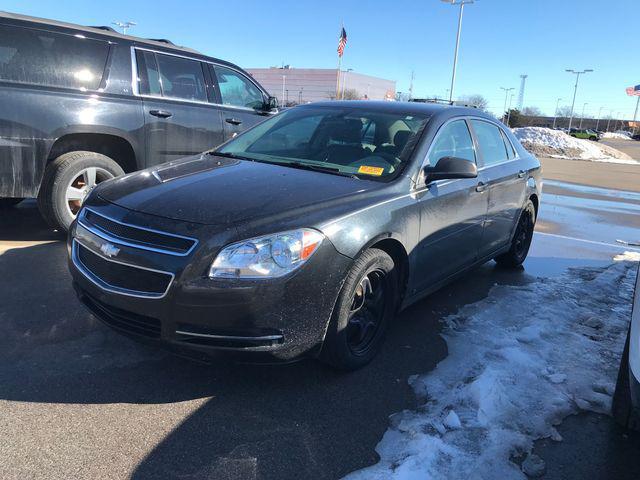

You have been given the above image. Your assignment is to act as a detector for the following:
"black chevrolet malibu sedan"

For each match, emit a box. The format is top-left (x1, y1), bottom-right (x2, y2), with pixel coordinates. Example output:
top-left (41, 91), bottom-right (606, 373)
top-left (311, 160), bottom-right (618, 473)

top-left (68, 101), bottom-right (542, 370)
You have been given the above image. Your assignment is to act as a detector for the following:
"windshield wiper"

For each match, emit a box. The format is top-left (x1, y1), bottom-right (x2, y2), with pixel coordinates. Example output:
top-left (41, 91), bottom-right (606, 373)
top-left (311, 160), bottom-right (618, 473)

top-left (209, 151), bottom-right (254, 162)
top-left (283, 162), bottom-right (360, 179)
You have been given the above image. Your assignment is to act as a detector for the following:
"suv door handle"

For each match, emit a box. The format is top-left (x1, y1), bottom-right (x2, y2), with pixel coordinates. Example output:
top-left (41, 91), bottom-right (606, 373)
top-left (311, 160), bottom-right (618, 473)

top-left (149, 109), bottom-right (172, 118)
top-left (517, 170), bottom-right (527, 178)
top-left (475, 182), bottom-right (487, 193)
top-left (225, 118), bottom-right (243, 126)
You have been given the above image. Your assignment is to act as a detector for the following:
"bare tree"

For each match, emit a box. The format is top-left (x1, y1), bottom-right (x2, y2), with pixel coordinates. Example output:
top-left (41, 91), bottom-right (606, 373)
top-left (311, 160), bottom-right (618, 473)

top-left (521, 106), bottom-right (542, 116)
top-left (555, 105), bottom-right (573, 117)
top-left (458, 94), bottom-right (489, 112)
top-left (342, 88), bottom-right (362, 100)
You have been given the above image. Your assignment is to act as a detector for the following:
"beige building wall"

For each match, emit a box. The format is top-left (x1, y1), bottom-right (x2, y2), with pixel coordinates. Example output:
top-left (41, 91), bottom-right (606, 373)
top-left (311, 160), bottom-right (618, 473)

top-left (246, 68), bottom-right (396, 105)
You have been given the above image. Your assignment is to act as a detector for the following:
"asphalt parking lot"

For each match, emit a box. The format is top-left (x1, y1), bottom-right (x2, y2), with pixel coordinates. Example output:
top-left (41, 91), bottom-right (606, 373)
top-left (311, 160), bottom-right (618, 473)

top-left (1, 155), bottom-right (640, 479)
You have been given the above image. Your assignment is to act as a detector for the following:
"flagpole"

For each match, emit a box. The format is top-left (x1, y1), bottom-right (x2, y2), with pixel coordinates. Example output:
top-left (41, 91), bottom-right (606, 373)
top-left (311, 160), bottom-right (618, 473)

top-left (633, 95), bottom-right (640, 135)
top-left (336, 55), bottom-right (342, 100)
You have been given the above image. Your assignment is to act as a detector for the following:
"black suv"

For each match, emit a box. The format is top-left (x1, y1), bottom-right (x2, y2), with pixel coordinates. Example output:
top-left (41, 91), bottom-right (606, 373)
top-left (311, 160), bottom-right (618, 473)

top-left (0, 11), bottom-right (275, 230)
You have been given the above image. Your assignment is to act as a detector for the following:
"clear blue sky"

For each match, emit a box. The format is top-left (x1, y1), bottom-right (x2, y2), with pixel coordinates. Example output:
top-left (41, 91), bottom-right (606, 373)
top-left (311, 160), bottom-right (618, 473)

top-left (5, 0), bottom-right (639, 119)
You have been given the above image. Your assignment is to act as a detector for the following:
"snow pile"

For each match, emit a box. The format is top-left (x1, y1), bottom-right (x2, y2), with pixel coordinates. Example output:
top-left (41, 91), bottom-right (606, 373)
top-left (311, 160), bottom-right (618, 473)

top-left (512, 127), bottom-right (636, 164)
top-left (346, 253), bottom-right (639, 480)
top-left (602, 131), bottom-right (631, 140)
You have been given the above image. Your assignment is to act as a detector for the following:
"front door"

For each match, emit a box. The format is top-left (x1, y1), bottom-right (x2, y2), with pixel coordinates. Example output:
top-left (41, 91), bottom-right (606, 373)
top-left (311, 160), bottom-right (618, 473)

top-left (469, 119), bottom-right (527, 257)
top-left (415, 118), bottom-right (488, 292)
top-left (135, 49), bottom-right (224, 166)
top-left (209, 64), bottom-right (271, 141)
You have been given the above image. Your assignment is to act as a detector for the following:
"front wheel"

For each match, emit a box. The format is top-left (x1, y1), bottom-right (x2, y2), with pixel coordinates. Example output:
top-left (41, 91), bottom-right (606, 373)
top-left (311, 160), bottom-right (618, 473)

top-left (612, 329), bottom-right (640, 430)
top-left (495, 200), bottom-right (536, 268)
top-left (320, 248), bottom-right (398, 370)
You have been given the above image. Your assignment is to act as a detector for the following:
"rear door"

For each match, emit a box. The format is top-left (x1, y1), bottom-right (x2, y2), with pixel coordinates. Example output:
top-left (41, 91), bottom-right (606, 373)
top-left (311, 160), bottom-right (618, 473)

top-left (209, 64), bottom-right (271, 140)
top-left (414, 118), bottom-right (487, 292)
top-left (469, 119), bottom-right (527, 257)
top-left (134, 49), bottom-right (224, 166)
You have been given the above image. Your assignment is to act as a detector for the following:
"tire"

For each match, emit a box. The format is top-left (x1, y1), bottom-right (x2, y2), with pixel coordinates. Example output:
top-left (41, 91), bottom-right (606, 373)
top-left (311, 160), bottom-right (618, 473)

top-left (37, 151), bottom-right (124, 232)
top-left (0, 198), bottom-right (24, 208)
top-left (495, 200), bottom-right (536, 268)
top-left (320, 248), bottom-right (399, 370)
top-left (612, 329), bottom-right (640, 430)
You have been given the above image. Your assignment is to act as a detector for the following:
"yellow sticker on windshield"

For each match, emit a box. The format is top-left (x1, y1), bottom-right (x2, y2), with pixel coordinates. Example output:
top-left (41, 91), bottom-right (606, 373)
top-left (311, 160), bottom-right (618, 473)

top-left (358, 165), bottom-right (384, 176)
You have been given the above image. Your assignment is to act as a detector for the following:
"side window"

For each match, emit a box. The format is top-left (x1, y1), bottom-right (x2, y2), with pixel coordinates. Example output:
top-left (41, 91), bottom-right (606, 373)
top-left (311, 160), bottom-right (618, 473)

top-left (213, 65), bottom-right (264, 109)
top-left (135, 50), bottom-right (161, 96)
top-left (426, 120), bottom-right (476, 167)
top-left (470, 120), bottom-right (510, 166)
top-left (500, 129), bottom-right (516, 159)
top-left (155, 53), bottom-right (207, 102)
top-left (0, 24), bottom-right (109, 90)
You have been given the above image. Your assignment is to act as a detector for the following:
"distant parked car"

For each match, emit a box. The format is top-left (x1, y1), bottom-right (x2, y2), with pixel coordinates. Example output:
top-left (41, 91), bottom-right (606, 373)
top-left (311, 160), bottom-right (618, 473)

top-left (68, 101), bottom-right (542, 369)
top-left (0, 12), bottom-right (276, 230)
top-left (613, 262), bottom-right (640, 430)
top-left (569, 128), bottom-right (600, 141)
top-left (632, 134), bottom-right (640, 141)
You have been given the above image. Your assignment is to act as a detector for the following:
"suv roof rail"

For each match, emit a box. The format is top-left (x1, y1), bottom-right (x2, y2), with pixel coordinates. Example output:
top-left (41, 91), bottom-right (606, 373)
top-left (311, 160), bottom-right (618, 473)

top-left (88, 25), bottom-right (118, 33)
top-left (147, 38), bottom-right (176, 46)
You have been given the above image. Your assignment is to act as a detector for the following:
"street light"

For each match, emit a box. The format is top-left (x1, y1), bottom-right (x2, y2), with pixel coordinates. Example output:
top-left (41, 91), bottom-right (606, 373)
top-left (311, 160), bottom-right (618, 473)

top-left (281, 75), bottom-right (286, 105)
top-left (441, 0), bottom-right (474, 103)
top-left (341, 68), bottom-right (353, 99)
top-left (579, 102), bottom-right (588, 129)
top-left (565, 68), bottom-right (593, 131)
top-left (606, 109), bottom-right (614, 132)
top-left (552, 97), bottom-right (562, 129)
top-left (506, 93), bottom-right (515, 127)
top-left (595, 106), bottom-right (604, 131)
top-left (112, 21), bottom-right (136, 34)
top-left (500, 87), bottom-right (514, 124)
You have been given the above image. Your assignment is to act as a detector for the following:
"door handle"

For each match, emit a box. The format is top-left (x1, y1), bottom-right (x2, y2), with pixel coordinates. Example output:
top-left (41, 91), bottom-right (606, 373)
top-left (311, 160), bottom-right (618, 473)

top-left (149, 109), bottom-right (172, 118)
top-left (225, 118), bottom-right (243, 126)
top-left (517, 170), bottom-right (527, 178)
top-left (475, 182), bottom-right (487, 193)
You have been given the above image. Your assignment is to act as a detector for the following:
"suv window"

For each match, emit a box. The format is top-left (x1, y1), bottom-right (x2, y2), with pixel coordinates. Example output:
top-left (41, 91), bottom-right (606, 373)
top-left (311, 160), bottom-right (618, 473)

top-left (154, 53), bottom-right (207, 102)
top-left (426, 119), bottom-right (475, 167)
top-left (0, 24), bottom-right (109, 90)
top-left (213, 65), bottom-right (264, 109)
top-left (470, 120), bottom-right (510, 166)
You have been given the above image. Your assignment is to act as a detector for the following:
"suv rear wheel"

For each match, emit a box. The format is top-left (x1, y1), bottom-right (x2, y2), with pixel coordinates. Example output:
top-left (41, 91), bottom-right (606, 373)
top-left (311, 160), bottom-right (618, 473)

top-left (38, 151), bottom-right (124, 231)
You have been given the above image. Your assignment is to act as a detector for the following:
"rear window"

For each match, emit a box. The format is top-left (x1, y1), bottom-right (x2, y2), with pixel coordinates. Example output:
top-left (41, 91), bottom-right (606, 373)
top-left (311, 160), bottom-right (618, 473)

top-left (0, 24), bottom-right (109, 90)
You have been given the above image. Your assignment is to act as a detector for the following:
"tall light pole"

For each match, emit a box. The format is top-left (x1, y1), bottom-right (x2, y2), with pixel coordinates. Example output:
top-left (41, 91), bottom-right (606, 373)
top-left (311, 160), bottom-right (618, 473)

top-left (341, 68), bottom-right (353, 99)
top-left (506, 93), bottom-right (515, 127)
top-left (552, 97), bottom-right (562, 129)
top-left (442, 0), bottom-right (474, 103)
top-left (565, 68), bottom-right (593, 131)
top-left (595, 106), bottom-right (604, 131)
top-left (500, 87), bottom-right (514, 124)
top-left (112, 21), bottom-right (136, 34)
top-left (606, 109), bottom-right (614, 132)
top-left (579, 102), bottom-right (588, 129)
top-left (281, 75), bottom-right (286, 105)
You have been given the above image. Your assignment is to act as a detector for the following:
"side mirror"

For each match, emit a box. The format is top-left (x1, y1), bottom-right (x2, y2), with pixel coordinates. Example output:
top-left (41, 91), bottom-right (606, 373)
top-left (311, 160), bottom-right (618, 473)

top-left (423, 156), bottom-right (477, 184)
top-left (262, 96), bottom-right (278, 112)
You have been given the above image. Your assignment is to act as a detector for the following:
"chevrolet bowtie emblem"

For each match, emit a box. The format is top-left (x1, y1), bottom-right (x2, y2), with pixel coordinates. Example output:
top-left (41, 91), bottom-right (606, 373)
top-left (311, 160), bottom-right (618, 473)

top-left (100, 243), bottom-right (120, 258)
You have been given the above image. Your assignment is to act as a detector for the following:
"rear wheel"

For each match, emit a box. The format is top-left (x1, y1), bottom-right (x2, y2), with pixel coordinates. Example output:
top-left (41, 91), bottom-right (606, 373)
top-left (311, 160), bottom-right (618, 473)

top-left (38, 151), bottom-right (124, 232)
top-left (495, 200), bottom-right (536, 268)
top-left (320, 248), bottom-right (398, 370)
top-left (0, 198), bottom-right (24, 208)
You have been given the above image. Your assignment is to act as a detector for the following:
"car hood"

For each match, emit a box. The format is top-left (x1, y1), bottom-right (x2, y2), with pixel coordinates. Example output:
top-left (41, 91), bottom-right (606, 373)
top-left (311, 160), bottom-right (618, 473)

top-left (97, 154), bottom-right (383, 226)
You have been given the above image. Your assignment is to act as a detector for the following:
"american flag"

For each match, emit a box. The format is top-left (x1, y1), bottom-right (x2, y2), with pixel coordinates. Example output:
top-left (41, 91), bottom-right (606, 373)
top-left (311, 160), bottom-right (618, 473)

top-left (337, 27), bottom-right (347, 57)
top-left (626, 85), bottom-right (640, 96)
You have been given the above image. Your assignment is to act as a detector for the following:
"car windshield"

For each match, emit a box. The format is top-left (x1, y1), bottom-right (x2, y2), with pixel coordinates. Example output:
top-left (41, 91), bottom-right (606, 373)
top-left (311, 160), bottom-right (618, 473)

top-left (215, 106), bottom-right (429, 181)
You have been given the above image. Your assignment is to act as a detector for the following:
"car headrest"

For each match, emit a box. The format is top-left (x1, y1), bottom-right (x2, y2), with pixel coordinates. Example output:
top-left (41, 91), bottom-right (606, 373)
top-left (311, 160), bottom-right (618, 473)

top-left (328, 119), bottom-right (363, 143)
top-left (393, 130), bottom-right (411, 150)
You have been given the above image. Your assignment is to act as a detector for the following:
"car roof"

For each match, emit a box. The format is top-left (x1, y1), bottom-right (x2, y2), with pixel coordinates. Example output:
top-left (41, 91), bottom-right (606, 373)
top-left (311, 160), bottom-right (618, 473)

top-left (0, 10), bottom-right (207, 58)
top-left (298, 100), bottom-right (495, 120)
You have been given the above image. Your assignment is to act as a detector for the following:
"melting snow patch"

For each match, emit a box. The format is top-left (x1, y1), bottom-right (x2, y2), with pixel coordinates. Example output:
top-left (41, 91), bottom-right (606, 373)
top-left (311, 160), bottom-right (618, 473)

top-left (512, 127), bottom-right (637, 164)
top-left (345, 253), bottom-right (639, 480)
top-left (602, 131), bottom-right (632, 140)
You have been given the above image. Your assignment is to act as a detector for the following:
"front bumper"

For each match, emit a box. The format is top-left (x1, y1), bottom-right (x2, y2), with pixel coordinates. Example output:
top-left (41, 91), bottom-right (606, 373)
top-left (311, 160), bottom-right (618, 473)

top-left (68, 200), bottom-right (351, 362)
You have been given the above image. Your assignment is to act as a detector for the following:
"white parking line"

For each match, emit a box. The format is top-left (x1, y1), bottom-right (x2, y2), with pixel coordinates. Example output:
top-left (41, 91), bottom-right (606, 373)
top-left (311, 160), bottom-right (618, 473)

top-left (535, 231), bottom-right (640, 252)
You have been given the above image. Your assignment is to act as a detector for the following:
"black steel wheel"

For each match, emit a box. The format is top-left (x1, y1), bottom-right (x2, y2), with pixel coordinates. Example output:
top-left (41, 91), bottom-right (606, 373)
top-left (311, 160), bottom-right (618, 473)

top-left (321, 248), bottom-right (398, 370)
top-left (495, 200), bottom-right (536, 268)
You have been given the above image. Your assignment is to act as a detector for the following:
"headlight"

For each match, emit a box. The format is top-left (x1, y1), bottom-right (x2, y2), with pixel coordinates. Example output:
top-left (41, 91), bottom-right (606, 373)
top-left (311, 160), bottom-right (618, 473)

top-left (209, 229), bottom-right (324, 279)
